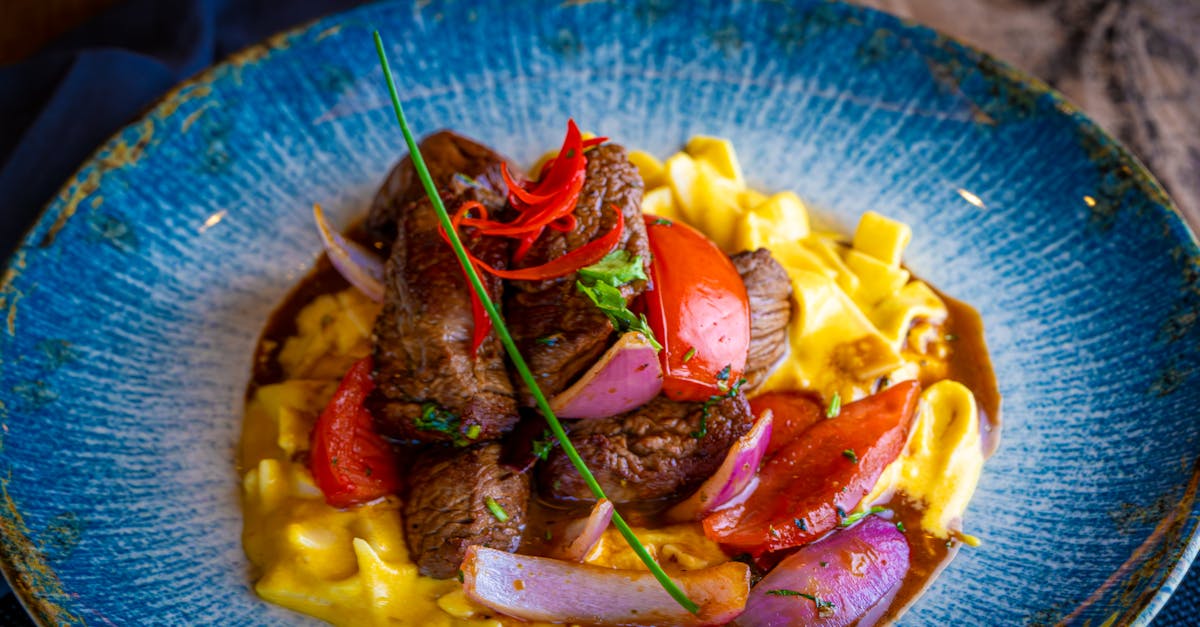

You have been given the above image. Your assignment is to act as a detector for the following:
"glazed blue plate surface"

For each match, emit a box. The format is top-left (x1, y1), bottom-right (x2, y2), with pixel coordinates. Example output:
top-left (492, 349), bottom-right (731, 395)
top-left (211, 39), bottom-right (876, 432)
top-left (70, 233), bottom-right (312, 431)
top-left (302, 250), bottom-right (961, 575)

top-left (1, 1), bottom-right (1197, 624)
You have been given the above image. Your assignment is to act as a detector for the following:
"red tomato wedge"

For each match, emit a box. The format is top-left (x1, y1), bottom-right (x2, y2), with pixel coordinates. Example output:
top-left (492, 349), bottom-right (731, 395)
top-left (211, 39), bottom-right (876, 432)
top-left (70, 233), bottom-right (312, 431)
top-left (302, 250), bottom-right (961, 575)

top-left (310, 356), bottom-right (402, 508)
top-left (750, 391), bottom-right (826, 457)
top-left (642, 215), bottom-right (750, 402)
top-left (703, 381), bottom-right (921, 556)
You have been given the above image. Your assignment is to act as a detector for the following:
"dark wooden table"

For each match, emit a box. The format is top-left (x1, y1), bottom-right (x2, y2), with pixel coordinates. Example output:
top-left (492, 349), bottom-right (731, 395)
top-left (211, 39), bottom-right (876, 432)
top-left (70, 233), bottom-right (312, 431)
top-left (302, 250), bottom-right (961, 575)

top-left (857, 0), bottom-right (1200, 232)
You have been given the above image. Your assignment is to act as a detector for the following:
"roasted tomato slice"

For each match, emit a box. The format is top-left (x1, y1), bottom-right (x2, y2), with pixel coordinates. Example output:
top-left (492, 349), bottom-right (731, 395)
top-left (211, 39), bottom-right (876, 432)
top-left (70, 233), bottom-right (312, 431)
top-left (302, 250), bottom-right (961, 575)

top-left (642, 215), bottom-right (750, 402)
top-left (749, 391), bottom-right (826, 457)
top-left (704, 381), bottom-right (921, 556)
top-left (310, 356), bottom-right (402, 508)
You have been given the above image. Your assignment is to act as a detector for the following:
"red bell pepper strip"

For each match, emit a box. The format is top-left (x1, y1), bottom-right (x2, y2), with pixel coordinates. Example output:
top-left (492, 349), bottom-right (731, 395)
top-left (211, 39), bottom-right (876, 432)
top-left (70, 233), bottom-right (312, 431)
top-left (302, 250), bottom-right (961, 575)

top-left (309, 356), bottom-right (402, 508)
top-left (703, 381), bottom-right (921, 557)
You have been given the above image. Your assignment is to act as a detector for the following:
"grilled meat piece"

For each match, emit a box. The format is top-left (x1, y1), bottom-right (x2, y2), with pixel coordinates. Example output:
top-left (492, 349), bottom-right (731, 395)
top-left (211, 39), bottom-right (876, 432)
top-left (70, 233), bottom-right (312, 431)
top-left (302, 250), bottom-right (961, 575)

top-left (371, 134), bottom-right (520, 444)
top-left (539, 392), bottom-right (754, 503)
top-left (731, 248), bottom-right (793, 390)
top-left (504, 144), bottom-right (649, 403)
top-left (403, 443), bottom-right (530, 579)
top-left (365, 130), bottom-right (512, 246)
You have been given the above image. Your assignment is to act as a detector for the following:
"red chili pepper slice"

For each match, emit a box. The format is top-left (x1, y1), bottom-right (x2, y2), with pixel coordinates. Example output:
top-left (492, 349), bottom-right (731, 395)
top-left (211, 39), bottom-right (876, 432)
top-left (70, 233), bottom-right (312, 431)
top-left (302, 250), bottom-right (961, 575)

top-left (440, 204), bottom-right (624, 282)
top-left (440, 120), bottom-right (603, 355)
top-left (476, 172), bottom-right (585, 236)
top-left (440, 201), bottom-right (494, 356)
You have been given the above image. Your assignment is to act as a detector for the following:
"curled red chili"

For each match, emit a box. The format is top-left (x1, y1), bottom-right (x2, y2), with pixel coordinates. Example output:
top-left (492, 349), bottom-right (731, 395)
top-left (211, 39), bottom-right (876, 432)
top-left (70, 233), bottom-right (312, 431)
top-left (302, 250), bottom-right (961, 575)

top-left (441, 119), bottom-right (612, 356)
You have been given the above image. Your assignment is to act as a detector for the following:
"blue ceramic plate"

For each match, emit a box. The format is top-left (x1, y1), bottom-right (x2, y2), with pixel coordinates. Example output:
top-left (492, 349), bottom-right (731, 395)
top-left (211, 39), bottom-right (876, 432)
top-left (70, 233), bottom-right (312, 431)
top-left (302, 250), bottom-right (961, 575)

top-left (1, 1), bottom-right (1197, 624)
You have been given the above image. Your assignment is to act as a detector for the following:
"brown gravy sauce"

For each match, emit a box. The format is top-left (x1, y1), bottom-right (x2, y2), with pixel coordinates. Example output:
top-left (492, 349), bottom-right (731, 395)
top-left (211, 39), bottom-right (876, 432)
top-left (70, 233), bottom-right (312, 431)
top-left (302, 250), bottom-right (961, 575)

top-left (248, 255), bottom-right (1002, 625)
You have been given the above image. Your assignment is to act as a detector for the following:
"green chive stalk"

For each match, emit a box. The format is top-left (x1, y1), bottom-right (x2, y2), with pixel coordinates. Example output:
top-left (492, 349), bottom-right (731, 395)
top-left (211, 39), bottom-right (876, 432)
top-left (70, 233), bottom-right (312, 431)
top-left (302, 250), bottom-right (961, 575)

top-left (373, 31), bottom-right (699, 615)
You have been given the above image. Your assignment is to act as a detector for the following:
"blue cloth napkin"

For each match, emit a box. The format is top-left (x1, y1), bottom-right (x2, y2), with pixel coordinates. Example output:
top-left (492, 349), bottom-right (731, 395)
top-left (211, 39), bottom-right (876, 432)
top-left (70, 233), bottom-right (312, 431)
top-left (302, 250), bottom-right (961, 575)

top-left (0, 0), bottom-right (1196, 624)
top-left (0, 0), bottom-right (365, 258)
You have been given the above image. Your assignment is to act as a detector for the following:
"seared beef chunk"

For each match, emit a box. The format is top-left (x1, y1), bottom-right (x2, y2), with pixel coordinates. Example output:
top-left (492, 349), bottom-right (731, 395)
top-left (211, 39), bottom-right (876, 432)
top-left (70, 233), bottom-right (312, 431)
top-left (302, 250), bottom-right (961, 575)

top-left (371, 136), bottom-right (520, 444)
top-left (365, 131), bottom-right (512, 246)
top-left (403, 442), bottom-right (530, 579)
top-left (731, 248), bottom-right (792, 390)
top-left (505, 144), bottom-right (649, 403)
top-left (540, 393), bottom-right (754, 503)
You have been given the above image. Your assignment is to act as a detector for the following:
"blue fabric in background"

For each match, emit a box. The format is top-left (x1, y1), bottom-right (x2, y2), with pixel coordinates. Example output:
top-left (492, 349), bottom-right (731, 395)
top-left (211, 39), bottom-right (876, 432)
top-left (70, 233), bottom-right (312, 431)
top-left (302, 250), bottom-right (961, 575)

top-left (0, 0), bottom-right (1197, 624)
top-left (0, 0), bottom-right (366, 258)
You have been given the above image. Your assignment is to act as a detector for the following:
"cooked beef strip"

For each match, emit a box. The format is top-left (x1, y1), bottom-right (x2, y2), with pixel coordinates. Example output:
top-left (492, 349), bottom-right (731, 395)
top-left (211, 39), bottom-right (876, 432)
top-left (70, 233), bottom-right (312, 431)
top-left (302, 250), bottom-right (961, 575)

top-left (539, 392), bottom-right (754, 503)
top-left (371, 135), bottom-right (520, 444)
top-left (504, 144), bottom-right (649, 404)
top-left (731, 248), bottom-right (793, 391)
top-left (403, 442), bottom-right (530, 579)
top-left (365, 130), bottom-right (513, 246)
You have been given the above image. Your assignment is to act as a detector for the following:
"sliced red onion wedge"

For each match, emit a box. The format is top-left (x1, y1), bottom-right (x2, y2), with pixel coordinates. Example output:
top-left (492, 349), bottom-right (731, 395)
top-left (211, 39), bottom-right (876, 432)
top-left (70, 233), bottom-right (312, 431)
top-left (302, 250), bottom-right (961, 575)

top-left (666, 410), bottom-right (774, 522)
top-left (733, 516), bottom-right (909, 627)
top-left (549, 331), bottom-right (663, 419)
top-left (462, 546), bottom-right (750, 626)
top-left (313, 204), bottom-right (385, 302)
top-left (549, 499), bottom-right (614, 562)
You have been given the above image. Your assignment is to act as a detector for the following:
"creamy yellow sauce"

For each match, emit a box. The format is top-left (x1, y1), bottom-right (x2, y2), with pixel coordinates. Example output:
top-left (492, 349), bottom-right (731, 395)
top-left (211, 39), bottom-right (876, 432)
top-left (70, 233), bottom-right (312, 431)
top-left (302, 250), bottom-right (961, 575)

top-left (240, 137), bottom-right (987, 625)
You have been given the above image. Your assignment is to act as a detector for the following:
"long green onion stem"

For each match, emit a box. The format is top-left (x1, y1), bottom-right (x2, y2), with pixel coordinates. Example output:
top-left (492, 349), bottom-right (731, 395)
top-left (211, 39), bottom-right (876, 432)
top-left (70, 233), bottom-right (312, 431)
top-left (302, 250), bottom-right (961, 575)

top-left (373, 32), bottom-right (699, 615)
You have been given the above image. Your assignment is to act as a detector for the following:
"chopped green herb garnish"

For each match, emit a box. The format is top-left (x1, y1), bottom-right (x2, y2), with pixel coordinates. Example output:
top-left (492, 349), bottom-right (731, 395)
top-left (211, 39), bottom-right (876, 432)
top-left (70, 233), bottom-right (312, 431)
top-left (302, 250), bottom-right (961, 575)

top-left (330, 456), bottom-right (339, 466)
top-left (485, 497), bottom-right (509, 522)
top-left (578, 250), bottom-right (648, 286)
top-left (945, 333), bottom-right (958, 342)
top-left (653, 218), bottom-right (673, 226)
top-left (456, 569), bottom-right (465, 583)
top-left (452, 172), bottom-right (481, 189)
top-left (836, 506), bottom-right (847, 518)
top-left (820, 561), bottom-right (828, 568)
top-left (765, 590), bottom-right (836, 615)
top-left (839, 506), bottom-right (889, 527)
top-left (896, 521), bottom-right (907, 532)
top-left (545, 529), bottom-right (553, 541)
top-left (716, 364), bottom-right (731, 382)
top-left (416, 403), bottom-right (460, 434)
top-left (536, 335), bottom-right (560, 346)
top-left (692, 378), bottom-right (747, 439)
top-left (576, 280), bottom-right (662, 351)
top-left (682, 347), bottom-right (697, 363)
top-left (466, 424), bottom-right (482, 439)
top-left (794, 518), bottom-right (808, 531)
top-left (826, 392), bottom-right (842, 418)
top-left (842, 449), bottom-right (858, 464)
top-left (532, 429), bottom-right (558, 460)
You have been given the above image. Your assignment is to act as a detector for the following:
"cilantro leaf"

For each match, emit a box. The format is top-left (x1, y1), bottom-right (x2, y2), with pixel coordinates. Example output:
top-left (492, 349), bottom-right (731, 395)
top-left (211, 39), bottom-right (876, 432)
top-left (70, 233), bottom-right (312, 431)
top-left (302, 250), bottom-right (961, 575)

top-left (578, 250), bottom-right (648, 287)
top-left (576, 280), bottom-right (662, 350)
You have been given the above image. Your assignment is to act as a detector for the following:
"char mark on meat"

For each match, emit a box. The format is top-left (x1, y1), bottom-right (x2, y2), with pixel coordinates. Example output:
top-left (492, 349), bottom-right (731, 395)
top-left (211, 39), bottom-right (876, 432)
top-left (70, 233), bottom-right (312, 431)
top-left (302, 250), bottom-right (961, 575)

top-left (403, 443), bottom-right (530, 579)
top-left (505, 144), bottom-right (649, 404)
top-left (365, 131), bottom-right (513, 246)
top-left (731, 248), bottom-right (792, 391)
top-left (539, 392), bottom-right (754, 503)
top-left (371, 133), bottom-right (520, 444)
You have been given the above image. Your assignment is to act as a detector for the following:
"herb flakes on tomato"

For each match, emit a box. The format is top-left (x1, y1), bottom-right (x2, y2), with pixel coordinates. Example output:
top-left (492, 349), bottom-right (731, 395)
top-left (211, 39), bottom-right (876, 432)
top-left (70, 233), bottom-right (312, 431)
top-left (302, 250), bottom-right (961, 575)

top-left (703, 381), bottom-right (921, 557)
top-left (309, 356), bottom-right (401, 508)
top-left (642, 215), bottom-right (750, 402)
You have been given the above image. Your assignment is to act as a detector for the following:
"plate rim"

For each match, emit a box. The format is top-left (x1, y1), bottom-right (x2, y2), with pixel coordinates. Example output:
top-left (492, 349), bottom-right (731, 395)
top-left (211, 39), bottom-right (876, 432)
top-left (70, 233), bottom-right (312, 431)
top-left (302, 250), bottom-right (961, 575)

top-left (0, 1), bottom-right (1197, 624)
